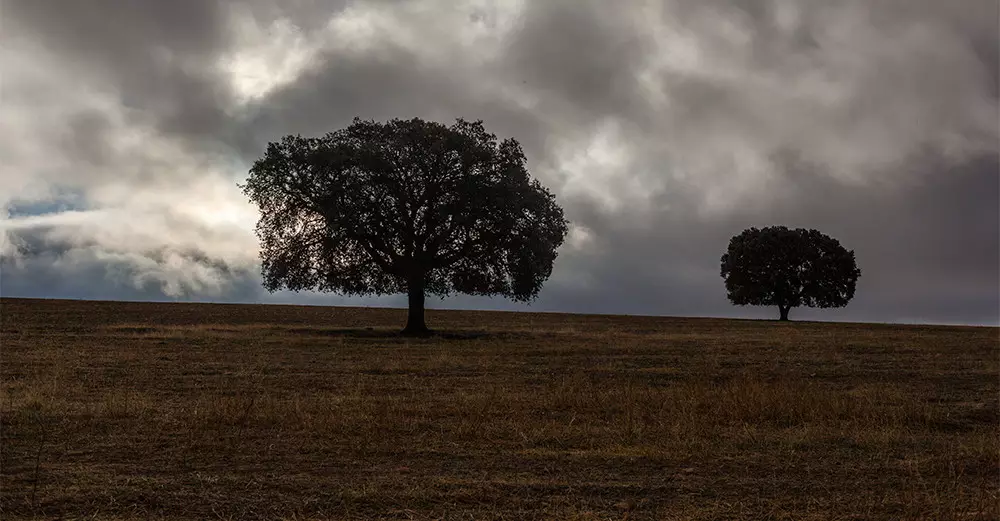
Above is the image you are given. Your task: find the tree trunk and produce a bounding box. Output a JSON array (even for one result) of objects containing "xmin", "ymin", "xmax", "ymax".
[
  {"xmin": 778, "ymin": 305, "xmax": 790, "ymax": 321},
  {"xmin": 401, "ymin": 274, "xmax": 430, "ymax": 336}
]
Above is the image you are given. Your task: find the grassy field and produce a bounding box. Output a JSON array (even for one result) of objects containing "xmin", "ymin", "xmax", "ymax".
[{"xmin": 1, "ymin": 298, "xmax": 997, "ymax": 520}]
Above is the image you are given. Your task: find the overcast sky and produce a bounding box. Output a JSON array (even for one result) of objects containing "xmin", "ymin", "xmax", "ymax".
[{"xmin": 1, "ymin": 0, "xmax": 997, "ymax": 325}]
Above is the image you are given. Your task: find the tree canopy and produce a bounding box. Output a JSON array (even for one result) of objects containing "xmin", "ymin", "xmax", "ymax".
[
  {"xmin": 242, "ymin": 117, "xmax": 568, "ymax": 335},
  {"xmin": 720, "ymin": 226, "xmax": 861, "ymax": 321}
]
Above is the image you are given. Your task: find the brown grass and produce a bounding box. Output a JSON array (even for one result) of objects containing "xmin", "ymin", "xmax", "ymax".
[{"xmin": 1, "ymin": 298, "xmax": 997, "ymax": 520}]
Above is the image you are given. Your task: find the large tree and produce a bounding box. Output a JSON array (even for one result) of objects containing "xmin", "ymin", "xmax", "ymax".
[
  {"xmin": 242, "ymin": 117, "xmax": 568, "ymax": 335},
  {"xmin": 720, "ymin": 226, "xmax": 861, "ymax": 321}
]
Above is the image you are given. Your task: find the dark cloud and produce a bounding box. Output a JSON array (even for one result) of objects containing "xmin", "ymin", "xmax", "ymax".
[
  {"xmin": 1, "ymin": 1, "xmax": 997, "ymax": 325},
  {"xmin": 505, "ymin": 155, "xmax": 997, "ymax": 325},
  {"xmin": 5, "ymin": 0, "xmax": 237, "ymax": 144},
  {"xmin": 500, "ymin": 1, "xmax": 650, "ymax": 125}
]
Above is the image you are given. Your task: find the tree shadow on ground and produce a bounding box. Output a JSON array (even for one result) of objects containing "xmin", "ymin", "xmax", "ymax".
[{"xmin": 281, "ymin": 327, "xmax": 528, "ymax": 340}]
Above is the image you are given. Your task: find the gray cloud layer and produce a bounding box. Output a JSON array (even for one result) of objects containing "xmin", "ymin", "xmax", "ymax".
[{"xmin": 1, "ymin": 0, "xmax": 997, "ymax": 325}]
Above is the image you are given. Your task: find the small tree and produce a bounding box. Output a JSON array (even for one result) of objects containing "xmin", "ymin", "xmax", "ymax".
[
  {"xmin": 720, "ymin": 226, "xmax": 860, "ymax": 321},
  {"xmin": 242, "ymin": 117, "xmax": 568, "ymax": 336}
]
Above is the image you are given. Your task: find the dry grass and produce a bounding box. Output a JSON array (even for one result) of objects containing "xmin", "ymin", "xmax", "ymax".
[{"xmin": 1, "ymin": 298, "xmax": 997, "ymax": 520}]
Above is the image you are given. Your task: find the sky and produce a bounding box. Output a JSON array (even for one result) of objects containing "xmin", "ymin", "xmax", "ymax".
[{"xmin": 1, "ymin": 0, "xmax": 997, "ymax": 325}]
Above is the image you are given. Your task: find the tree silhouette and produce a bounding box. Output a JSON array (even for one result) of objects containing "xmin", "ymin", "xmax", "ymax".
[
  {"xmin": 242, "ymin": 117, "xmax": 568, "ymax": 335},
  {"xmin": 721, "ymin": 226, "xmax": 861, "ymax": 321}
]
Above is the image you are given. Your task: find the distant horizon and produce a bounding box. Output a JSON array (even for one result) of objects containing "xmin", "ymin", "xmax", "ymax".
[{"xmin": 4, "ymin": 295, "xmax": 995, "ymax": 329}]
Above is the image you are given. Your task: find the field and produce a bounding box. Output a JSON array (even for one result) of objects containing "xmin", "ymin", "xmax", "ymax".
[{"xmin": 1, "ymin": 298, "xmax": 997, "ymax": 520}]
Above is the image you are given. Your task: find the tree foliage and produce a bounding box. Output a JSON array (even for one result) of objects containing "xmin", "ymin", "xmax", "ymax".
[
  {"xmin": 242, "ymin": 117, "xmax": 568, "ymax": 334},
  {"xmin": 720, "ymin": 226, "xmax": 861, "ymax": 320}
]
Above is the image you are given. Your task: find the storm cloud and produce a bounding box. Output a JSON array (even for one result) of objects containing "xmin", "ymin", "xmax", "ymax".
[{"xmin": 1, "ymin": 0, "xmax": 997, "ymax": 325}]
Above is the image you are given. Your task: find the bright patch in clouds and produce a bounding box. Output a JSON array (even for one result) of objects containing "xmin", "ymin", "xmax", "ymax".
[
  {"xmin": 554, "ymin": 120, "xmax": 653, "ymax": 213},
  {"xmin": 221, "ymin": 0, "xmax": 529, "ymax": 103},
  {"xmin": 222, "ymin": 10, "xmax": 324, "ymax": 103}
]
